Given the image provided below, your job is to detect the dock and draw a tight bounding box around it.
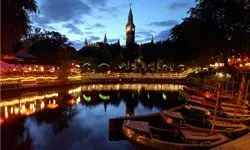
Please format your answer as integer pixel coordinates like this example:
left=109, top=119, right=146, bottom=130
left=212, top=132, right=250, bottom=150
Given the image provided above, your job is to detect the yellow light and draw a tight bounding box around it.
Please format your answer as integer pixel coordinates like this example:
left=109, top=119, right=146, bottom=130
left=4, top=111, right=8, bottom=119
left=0, top=76, right=58, bottom=81
left=47, top=100, right=58, bottom=109
left=68, top=99, right=76, bottom=105
left=68, top=75, right=81, bottom=80
left=10, top=107, right=13, bottom=114
left=68, top=87, right=81, bottom=94
left=0, top=93, right=58, bottom=107
left=14, top=107, right=19, bottom=114
left=0, top=118, right=4, bottom=124
left=217, top=72, right=224, bottom=78
left=76, top=97, right=80, bottom=104
left=41, top=101, right=45, bottom=109
left=40, top=66, right=44, bottom=72
left=240, top=64, right=243, bottom=67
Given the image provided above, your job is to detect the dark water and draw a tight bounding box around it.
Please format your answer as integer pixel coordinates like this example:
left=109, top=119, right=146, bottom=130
left=1, top=84, right=185, bottom=150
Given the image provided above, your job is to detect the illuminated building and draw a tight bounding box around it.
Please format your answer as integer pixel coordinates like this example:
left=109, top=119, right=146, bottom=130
left=126, top=6, right=135, bottom=46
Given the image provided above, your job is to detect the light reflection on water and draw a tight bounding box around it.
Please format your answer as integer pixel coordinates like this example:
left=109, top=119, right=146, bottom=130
left=1, top=84, right=185, bottom=150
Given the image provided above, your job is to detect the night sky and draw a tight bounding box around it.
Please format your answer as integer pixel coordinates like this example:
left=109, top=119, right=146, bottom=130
left=32, top=0, right=196, bottom=49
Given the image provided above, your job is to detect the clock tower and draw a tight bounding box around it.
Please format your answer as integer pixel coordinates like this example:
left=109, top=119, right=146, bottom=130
left=126, top=6, right=135, bottom=47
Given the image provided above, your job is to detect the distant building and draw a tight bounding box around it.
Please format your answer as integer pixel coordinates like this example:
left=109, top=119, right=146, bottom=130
left=85, top=33, right=108, bottom=48
left=83, top=6, right=136, bottom=48
left=126, top=6, right=135, bottom=46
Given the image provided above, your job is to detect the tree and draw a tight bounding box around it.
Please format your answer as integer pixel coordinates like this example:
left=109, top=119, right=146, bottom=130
left=28, top=28, right=75, bottom=63
left=123, top=43, right=139, bottom=67
left=170, top=0, right=250, bottom=66
left=1, top=0, right=37, bottom=55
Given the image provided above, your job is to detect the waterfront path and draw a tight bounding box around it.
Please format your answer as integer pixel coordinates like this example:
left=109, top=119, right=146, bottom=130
left=212, top=131, right=250, bottom=150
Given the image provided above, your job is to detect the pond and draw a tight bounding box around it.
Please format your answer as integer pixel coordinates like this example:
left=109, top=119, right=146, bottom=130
left=1, top=84, right=186, bottom=150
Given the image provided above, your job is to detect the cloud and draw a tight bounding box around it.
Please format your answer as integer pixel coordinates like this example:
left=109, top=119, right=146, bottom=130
left=73, top=19, right=85, bottom=24
left=40, top=0, right=91, bottom=23
left=148, top=20, right=179, bottom=27
left=83, top=31, right=93, bottom=35
left=99, top=6, right=118, bottom=13
left=87, top=36, right=101, bottom=42
left=85, top=23, right=105, bottom=30
left=32, top=16, right=51, bottom=26
left=136, top=31, right=153, bottom=37
left=108, top=39, right=118, bottom=43
left=98, top=6, right=119, bottom=17
left=136, top=36, right=152, bottom=44
left=87, top=0, right=107, bottom=7
left=155, top=30, right=170, bottom=41
left=63, top=23, right=83, bottom=35
left=70, top=40, right=83, bottom=50
left=168, top=2, right=190, bottom=10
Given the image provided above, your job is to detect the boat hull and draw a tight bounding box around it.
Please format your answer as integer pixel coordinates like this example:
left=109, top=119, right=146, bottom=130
left=123, top=122, right=229, bottom=150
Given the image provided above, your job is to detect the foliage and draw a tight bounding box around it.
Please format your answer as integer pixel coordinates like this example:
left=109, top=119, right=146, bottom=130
left=1, top=0, right=37, bottom=55
left=27, top=28, right=76, bottom=63
left=171, top=0, right=250, bottom=65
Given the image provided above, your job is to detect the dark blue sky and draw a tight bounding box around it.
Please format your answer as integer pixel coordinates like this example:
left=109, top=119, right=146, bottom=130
left=32, top=0, right=196, bottom=49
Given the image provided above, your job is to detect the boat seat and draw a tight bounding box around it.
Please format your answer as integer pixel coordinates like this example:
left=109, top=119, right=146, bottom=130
left=207, top=120, right=244, bottom=128
left=179, top=129, right=221, bottom=141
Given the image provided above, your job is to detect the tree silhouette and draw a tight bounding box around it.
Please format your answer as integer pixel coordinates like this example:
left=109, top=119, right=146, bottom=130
left=1, top=0, right=37, bottom=55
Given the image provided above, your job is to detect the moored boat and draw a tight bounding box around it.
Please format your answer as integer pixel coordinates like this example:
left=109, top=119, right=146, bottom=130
left=162, top=105, right=249, bottom=138
left=122, top=120, right=229, bottom=150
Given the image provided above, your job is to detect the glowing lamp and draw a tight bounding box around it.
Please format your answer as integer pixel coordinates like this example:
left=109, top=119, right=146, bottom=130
left=0, top=118, right=4, bottom=124
left=68, top=99, right=76, bottom=105
left=20, top=109, right=33, bottom=116
left=40, top=67, right=44, bottom=72
left=47, top=100, right=58, bottom=109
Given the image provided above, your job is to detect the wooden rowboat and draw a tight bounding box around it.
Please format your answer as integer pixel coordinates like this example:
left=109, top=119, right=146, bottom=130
left=123, top=120, right=229, bottom=150
left=162, top=105, right=249, bottom=138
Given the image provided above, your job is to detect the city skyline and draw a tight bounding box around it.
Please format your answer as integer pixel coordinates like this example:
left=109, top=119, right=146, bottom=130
left=32, top=0, right=196, bottom=49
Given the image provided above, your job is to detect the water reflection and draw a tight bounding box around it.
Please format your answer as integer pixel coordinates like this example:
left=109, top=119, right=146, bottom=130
left=1, top=83, right=185, bottom=150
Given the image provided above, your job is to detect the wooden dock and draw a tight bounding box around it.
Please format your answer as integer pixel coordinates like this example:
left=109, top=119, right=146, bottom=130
left=212, top=132, right=250, bottom=150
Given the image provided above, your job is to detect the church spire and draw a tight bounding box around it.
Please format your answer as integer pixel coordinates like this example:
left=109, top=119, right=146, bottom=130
left=85, top=38, right=88, bottom=46
left=104, top=33, right=107, bottom=44
left=127, top=6, right=134, bottom=25
left=117, top=39, right=120, bottom=47
left=126, top=2, right=135, bottom=46
left=151, top=35, right=154, bottom=44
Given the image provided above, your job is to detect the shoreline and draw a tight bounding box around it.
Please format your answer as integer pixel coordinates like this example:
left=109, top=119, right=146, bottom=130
left=1, top=78, right=186, bottom=93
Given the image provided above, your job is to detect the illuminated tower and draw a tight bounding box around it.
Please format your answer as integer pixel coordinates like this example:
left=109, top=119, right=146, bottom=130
left=126, top=6, right=135, bottom=46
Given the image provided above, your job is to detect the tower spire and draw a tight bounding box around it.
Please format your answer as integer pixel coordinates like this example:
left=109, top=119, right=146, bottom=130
left=127, top=3, right=134, bottom=25
left=126, top=1, right=135, bottom=46
left=151, top=35, right=154, bottom=44
left=85, top=38, right=88, bottom=46
left=117, top=39, right=120, bottom=47
left=104, top=33, right=107, bottom=44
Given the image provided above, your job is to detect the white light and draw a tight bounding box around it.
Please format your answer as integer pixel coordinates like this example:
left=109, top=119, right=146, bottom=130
left=226, top=74, right=231, bottom=78
left=217, top=72, right=224, bottom=78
